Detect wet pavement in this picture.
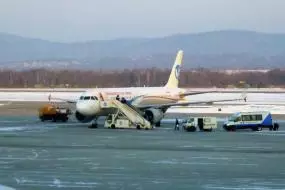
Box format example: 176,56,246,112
0,116,285,190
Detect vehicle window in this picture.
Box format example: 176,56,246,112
242,115,250,121
250,115,255,121
256,115,262,120
84,96,90,100
229,115,238,122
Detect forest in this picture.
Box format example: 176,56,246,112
0,68,284,88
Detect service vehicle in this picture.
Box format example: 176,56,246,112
182,117,217,132
223,111,279,131
38,104,72,122
104,113,152,130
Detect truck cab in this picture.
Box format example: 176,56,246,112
182,117,217,132
223,111,279,131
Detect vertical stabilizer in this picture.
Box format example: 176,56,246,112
165,50,183,88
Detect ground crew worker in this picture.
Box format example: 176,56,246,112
175,118,179,130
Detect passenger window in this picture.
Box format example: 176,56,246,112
256,115,262,120
242,115,250,121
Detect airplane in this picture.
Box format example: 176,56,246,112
50,50,247,128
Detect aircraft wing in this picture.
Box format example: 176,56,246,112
179,90,218,97
48,94,77,104
137,93,247,110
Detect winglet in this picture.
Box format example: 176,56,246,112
165,50,183,88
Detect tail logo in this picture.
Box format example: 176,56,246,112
175,65,181,79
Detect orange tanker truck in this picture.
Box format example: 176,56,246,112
38,104,72,122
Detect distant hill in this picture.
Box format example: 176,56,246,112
1,30,285,69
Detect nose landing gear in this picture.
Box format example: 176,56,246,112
88,118,98,128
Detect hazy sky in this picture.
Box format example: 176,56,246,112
0,0,284,42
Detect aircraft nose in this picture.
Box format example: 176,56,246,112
76,101,99,116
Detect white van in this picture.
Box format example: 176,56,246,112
223,111,279,131
182,117,217,132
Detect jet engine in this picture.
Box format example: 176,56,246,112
75,111,94,123
144,108,164,124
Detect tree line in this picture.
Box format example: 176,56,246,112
0,68,284,88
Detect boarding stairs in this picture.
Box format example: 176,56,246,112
110,100,152,129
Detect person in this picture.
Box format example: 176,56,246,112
116,95,120,101
175,118,179,130
121,97,127,104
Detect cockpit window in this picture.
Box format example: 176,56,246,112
80,96,98,100
84,96,90,100
91,96,98,100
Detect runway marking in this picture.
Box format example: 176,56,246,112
14,177,100,188
0,127,29,132
190,156,231,160
244,131,285,136
204,185,285,190
148,160,217,165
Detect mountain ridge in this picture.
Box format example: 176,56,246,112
1,30,285,69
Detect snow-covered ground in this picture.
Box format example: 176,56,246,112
0,92,81,102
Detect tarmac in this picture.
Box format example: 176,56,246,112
0,115,285,190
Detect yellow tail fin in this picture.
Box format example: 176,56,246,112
165,50,183,88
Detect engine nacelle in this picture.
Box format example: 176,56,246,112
144,108,164,124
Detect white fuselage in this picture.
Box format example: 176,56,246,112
74,86,185,123
90,86,183,100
